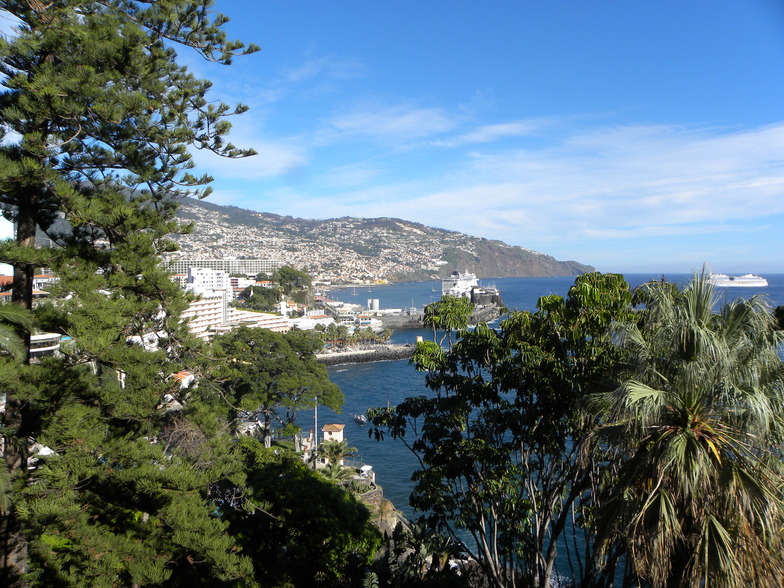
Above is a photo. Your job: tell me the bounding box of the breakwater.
[377,303,503,330]
[315,344,416,366]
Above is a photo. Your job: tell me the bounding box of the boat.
[353,413,367,425]
[708,273,768,287]
[441,270,479,298]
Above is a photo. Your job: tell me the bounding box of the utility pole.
[313,397,318,468]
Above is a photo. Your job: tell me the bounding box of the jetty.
[315,343,416,366]
[375,303,502,329]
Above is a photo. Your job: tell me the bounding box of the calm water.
[321,274,784,518]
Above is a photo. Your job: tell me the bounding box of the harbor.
[322,270,506,330]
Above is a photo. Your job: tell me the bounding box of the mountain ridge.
[172,198,594,283]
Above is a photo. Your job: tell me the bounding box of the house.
[322,423,345,444]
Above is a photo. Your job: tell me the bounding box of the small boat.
[353,413,367,425]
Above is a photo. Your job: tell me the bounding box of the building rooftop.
[321,423,345,432]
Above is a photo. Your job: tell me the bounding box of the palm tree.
[316,439,357,466]
[591,274,784,587]
[320,461,356,483]
[0,304,34,360]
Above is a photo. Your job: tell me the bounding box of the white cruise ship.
[441,270,479,298]
[708,273,768,288]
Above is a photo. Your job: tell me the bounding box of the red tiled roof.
[321,423,345,432]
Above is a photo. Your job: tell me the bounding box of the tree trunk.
[1,200,36,586]
[11,200,36,313]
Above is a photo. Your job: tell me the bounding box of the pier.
[315,343,417,366]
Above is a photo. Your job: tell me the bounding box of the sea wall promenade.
[315,344,416,366]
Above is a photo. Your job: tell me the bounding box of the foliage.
[0,0,258,583]
[234,284,283,312]
[233,266,313,310]
[591,274,784,587]
[316,439,357,466]
[274,266,312,305]
[219,438,381,588]
[315,323,391,349]
[274,266,312,293]
[371,273,634,588]
[0,303,33,360]
[422,295,473,346]
[372,518,469,587]
[774,305,784,331]
[208,327,343,449]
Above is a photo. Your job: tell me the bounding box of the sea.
[311,273,784,520]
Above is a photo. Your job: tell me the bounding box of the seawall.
[315,344,416,366]
[377,303,503,330]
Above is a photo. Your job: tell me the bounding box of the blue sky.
[3,1,783,274]
[184,0,784,274]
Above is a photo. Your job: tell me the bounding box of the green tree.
[234,284,283,312]
[0,303,33,360]
[591,274,784,587]
[0,0,257,583]
[218,437,381,588]
[371,273,633,588]
[318,322,350,348]
[316,438,357,466]
[774,305,784,331]
[0,304,32,521]
[422,294,473,346]
[274,266,312,305]
[209,327,343,450]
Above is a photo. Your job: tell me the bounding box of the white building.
[29,333,62,361]
[227,308,290,333]
[166,258,281,277]
[181,291,230,339]
[289,313,334,331]
[185,267,231,295]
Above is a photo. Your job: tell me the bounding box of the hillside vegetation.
[173,199,593,282]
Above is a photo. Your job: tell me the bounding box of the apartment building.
[166,259,281,277]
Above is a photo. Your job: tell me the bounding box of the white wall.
[0,218,13,275]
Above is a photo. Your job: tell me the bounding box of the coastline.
[315,343,416,366]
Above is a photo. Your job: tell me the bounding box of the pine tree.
[0,1,257,584]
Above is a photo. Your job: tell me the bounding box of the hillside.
[171,198,594,283]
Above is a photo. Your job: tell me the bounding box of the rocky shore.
[315,344,416,366]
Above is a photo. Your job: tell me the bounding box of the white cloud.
[316,164,384,189]
[430,120,546,147]
[219,114,784,270]
[417,122,784,244]
[202,189,250,208]
[280,55,364,85]
[193,139,308,180]
[320,102,456,144]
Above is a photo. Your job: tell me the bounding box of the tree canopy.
[372,272,784,587]
[208,327,343,449]
[591,275,784,587]
[0,1,515,586]
[371,272,635,587]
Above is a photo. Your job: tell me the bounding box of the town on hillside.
[2,261,500,359]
